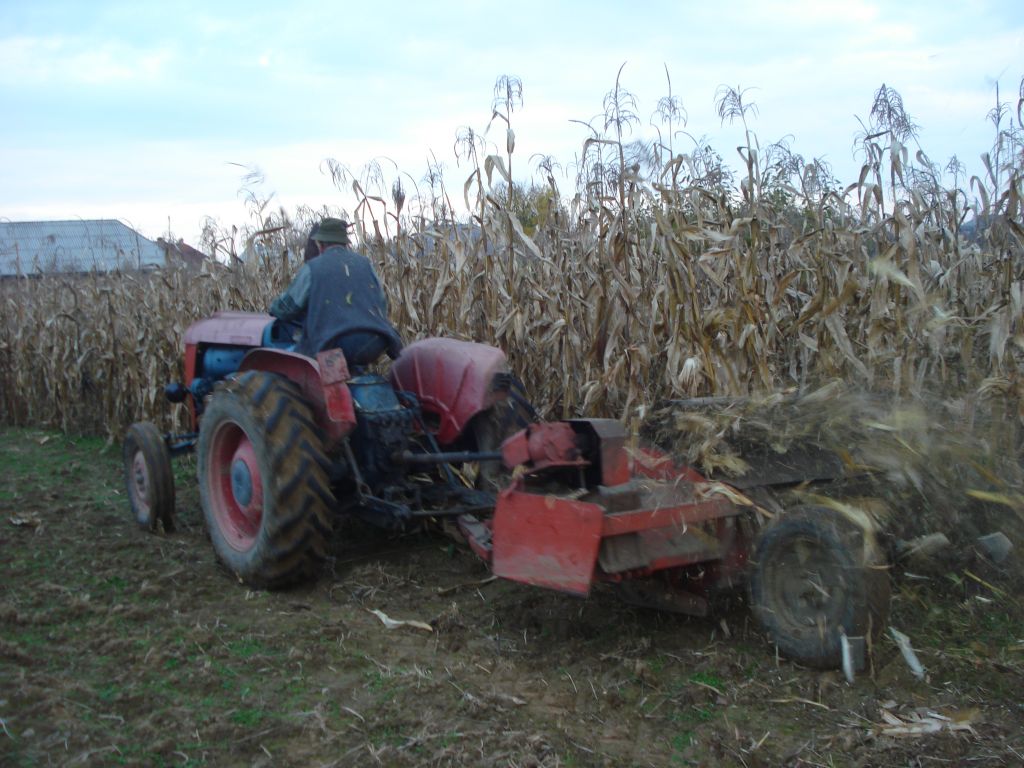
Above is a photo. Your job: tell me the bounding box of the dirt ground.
[2,426,1022,767]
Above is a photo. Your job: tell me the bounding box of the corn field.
[1,78,1022,481]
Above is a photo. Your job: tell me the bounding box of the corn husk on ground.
[1,78,1021,555]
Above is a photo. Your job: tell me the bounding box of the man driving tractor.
[269,217,403,366]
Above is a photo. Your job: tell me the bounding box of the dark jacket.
[269,245,402,360]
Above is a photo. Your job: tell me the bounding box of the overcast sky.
[1,0,1022,246]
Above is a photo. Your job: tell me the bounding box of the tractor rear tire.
[197,371,334,588]
[748,505,890,669]
[123,421,176,533]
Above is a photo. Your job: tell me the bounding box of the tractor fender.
[388,338,510,446]
[238,348,356,448]
[183,311,274,348]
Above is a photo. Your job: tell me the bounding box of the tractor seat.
[262,322,392,372]
[332,330,390,369]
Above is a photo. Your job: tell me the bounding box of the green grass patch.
[230,707,266,727]
[688,670,724,689]
[105,575,129,594]
[0,428,122,510]
[670,704,714,726]
[369,723,404,749]
[226,637,268,659]
[363,668,391,692]
[95,683,122,703]
[4,626,49,648]
[111,745,172,767]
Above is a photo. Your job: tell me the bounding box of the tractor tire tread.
[198,371,334,588]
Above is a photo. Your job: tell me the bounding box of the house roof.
[0,219,166,276]
[157,237,208,269]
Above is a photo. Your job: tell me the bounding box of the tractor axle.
[397,449,503,466]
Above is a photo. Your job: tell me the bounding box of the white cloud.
[759,0,881,25]
[0,35,171,86]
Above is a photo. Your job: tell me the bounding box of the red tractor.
[124,311,890,669]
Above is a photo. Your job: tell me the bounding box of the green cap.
[311,217,352,245]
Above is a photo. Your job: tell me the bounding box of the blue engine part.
[348,375,414,490]
[186,345,252,415]
[200,346,249,380]
[189,376,213,402]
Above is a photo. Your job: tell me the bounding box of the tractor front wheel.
[748,505,890,668]
[123,421,175,532]
[197,371,334,588]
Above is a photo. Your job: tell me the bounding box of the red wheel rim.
[207,420,264,552]
[130,450,151,517]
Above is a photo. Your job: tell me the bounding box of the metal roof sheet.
[0,219,165,276]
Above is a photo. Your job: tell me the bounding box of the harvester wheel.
[749,505,890,669]
[123,421,176,533]
[197,371,334,588]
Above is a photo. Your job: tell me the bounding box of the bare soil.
[2,427,1022,767]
